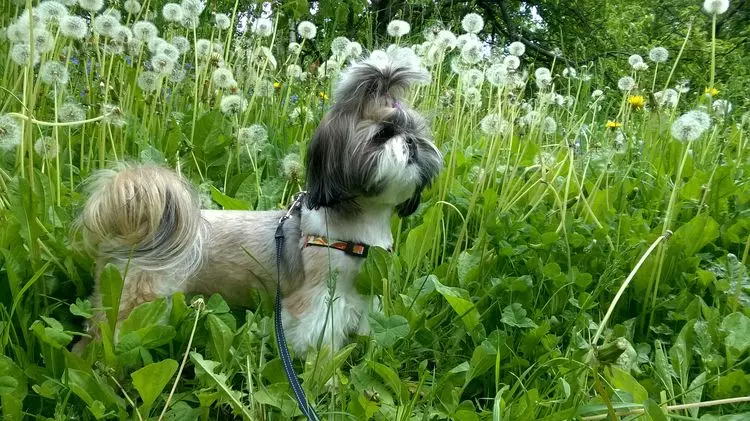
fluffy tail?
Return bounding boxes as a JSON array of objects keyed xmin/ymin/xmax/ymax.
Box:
[
  {"xmin": 78, "ymin": 164, "xmax": 204, "ymax": 275},
  {"xmin": 332, "ymin": 51, "xmax": 430, "ymax": 116}
]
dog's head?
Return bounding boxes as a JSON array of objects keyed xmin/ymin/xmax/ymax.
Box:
[{"xmin": 305, "ymin": 54, "xmax": 443, "ymax": 217}]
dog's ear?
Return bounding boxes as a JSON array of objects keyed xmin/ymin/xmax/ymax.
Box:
[
  {"xmin": 305, "ymin": 114, "xmax": 352, "ymax": 210},
  {"xmin": 396, "ymin": 187, "xmax": 423, "ymax": 217}
]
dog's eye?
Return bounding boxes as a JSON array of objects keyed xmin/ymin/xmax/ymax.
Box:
[{"xmin": 373, "ymin": 126, "xmax": 395, "ymax": 143}]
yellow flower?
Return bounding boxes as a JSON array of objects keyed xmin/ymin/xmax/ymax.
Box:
[
  {"xmin": 318, "ymin": 91, "xmax": 328, "ymax": 101},
  {"xmin": 273, "ymin": 81, "xmax": 281, "ymax": 89},
  {"xmin": 628, "ymin": 95, "xmax": 645, "ymax": 110},
  {"xmin": 704, "ymin": 87, "xmax": 719, "ymax": 96},
  {"xmin": 605, "ymin": 120, "xmax": 622, "ymax": 129}
]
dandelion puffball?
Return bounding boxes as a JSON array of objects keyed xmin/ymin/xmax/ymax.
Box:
[
  {"xmin": 703, "ymin": 0, "xmax": 730, "ymax": 14},
  {"xmin": 297, "ymin": 21, "xmax": 317, "ymax": 39},
  {"xmin": 671, "ymin": 111, "xmax": 711, "ymax": 141},
  {"xmin": 461, "ymin": 13, "xmax": 484, "ymax": 34},
  {"xmin": 649, "ymin": 47, "xmax": 669, "ymax": 63},
  {"xmin": 617, "ymin": 76, "xmax": 635, "ymax": 91},
  {"xmin": 387, "ymin": 19, "xmax": 411, "ymax": 37},
  {"xmin": 508, "ymin": 41, "xmax": 525, "ymax": 57}
]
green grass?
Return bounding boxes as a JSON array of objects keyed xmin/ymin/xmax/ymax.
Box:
[{"xmin": 1, "ymin": 1, "xmax": 749, "ymax": 420}]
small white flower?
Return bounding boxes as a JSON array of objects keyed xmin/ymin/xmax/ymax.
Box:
[
  {"xmin": 649, "ymin": 46, "xmax": 669, "ymax": 63},
  {"xmin": 461, "ymin": 68, "xmax": 484, "ymax": 87},
  {"xmin": 220, "ymin": 95, "xmax": 247, "ymax": 115},
  {"xmin": 59, "ymin": 102, "xmax": 86, "ymax": 123},
  {"xmin": 480, "ymin": 113, "xmax": 507, "ymax": 135},
  {"xmin": 617, "ymin": 76, "xmax": 635, "ymax": 91},
  {"xmin": 123, "ymin": 0, "xmax": 142, "ymax": 14},
  {"xmin": 252, "ymin": 18, "xmax": 273, "ymax": 37},
  {"xmin": 162, "ymin": 3, "xmax": 184, "ymax": 22},
  {"xmin": 60, "ymin": 15, "xmax": 88, "ymax": 40},
  {"xmin": 628, "ymin": 54, "xmax": 643, "ymax": 67},
  {"xmin": 712, "ymin": 99, "xmax": 732, "ymax": 117},
  {"xmin": 461, "ymin": 12, "xmax": 484, "ymax": 34},
  {"xmin": 34, "ymin": 136, "xmax": 58, "ymax": 159},
  {"xmin": 78, "ymin": 0, "xmax": 104, "ymax": 12},
  {"xmin": 133, "ymin": 21, "xmax": 159, "ymax": 42},
  {"xmin": 39, "ymin": 61, "xmax": 69, "ymax": 86},
  {"xmin": 671, "ymin": 110, "xmax": 711, "ymax": 141},
  {"xmin": 387, "ymin": 19, "xmax": 411, "ymax": 37},
  {"xmin": 137, "ymin": 70, "xmax": 161, "ymax": 92},
  {"xmin": 461, "ymin": 38, "xmax": 483, "ymax": 64},
  {"xmin": 703, "ymin": 0, "xmax": 730, "ymax": 14},
  {"xmin": 0, "ymin": 114, "xmax": 22, "ymax": 150},
  {"xmin": 503, "ymin": 55, "xmax": 520, "ymax": 70},
  {"xmin": 297, "ymin": 21, "xmax": 317, "ymax": 40},
  {"xmin": 508, "ymin": 41, "xmax": 525, "ymax": 56},
  {"xmin": 212, "ymin": 67, "xmax": 236, "ymax": 89},
  {"xmin": 214, "ymin": 13, "xmax": 231, "ymax": 30},
  {"xmin": 238, "ymin": 124, "xmax": 268, "ymax": 150},
  {"xmin": 282, "ymin": 153, "xmax": 303, "ymax": 181}
]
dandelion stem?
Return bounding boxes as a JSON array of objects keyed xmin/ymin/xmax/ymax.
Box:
[
  {"xmin": 6, "ymin": 113, "xmax": 106, "ymax": 127},
  {"xmin": 709, "ymin": 13, "xmax": 717, "ymax": 90},
  {"xmin": 663, "ymin": 20, "xmax": 692, "ymax": 91}
]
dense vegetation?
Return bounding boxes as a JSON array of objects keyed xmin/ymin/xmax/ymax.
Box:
[{"xmin": 0, "ymin": 0, "xmax": 748, "ymax": 420}]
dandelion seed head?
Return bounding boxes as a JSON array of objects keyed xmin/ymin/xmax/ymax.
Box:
[
  {"xmin": 649, "ymin": 46, "xmax": 669, "ymax": 63},
  {"xmin": 542, "ymin": 116, "xmax": 557, "ymax": 134},
  {"xmin": 422, "ymin": 21, "xmax": 445, "ymax": 42},
  {"xmin": 133, "ymin": 21, "xmax": 158, "ymax": 42},
  {"xmin": 151, "ymin": 53, "xmax": 175, "ymax": 75},
  {"xmin": 461, "ymin": 12, "xmax": 484, "ymax": 34},
  {"xmin": 103, "ymin": 7, "xmax": 122, "ymax": 21},
  {"xmin": 0, "ymin": 115, "xmax": 22, "ymax": 150},
  {"xmin": 157, "ymin": 43, "xmax": 180, "ymax": 61},
  {"xmin": 171, "ymin": 36, "xmax": 190, "ymax": 54},
  {"xmin": 676, "ymin": 79, "xmax": 690, "ymax": 93},
  {"xmin": 112, "ymin": 26, "xmax": 133, "ymax": 43},
  {"xmin": 535, "ymin": 72, "xmax": 552, "ymax": 89},
  {"xmin": 237, "ymin": 124, "xmax": 267, "ymax": 150},
  {"xmin": 93, "ymin": 15, "xmax": 119, "ymax": 37},
  {"xmin": 686, "ymin": 109, "xmax": 712, "ymax": 131},
  {"xmin": 37, "ymin": 1, "xmax": 69, "ymax": 25},
  {"xmin": 297, "ymin": 21, "xmax": 316, "ymax": 40},
  {"xmin": 330, "ymin": 36, "xmax": 351, "ymax": 57},
  {"xmin": 460, "ymin": 38, "xmax": 483, "ymax": 64},
  {"xmin": 137, "ymin": 70, "xmax": 160, "ymax": 92},
  {"xmin": 212, "ymin": 67, "xmax": 236, "ymax": 89},
  {"xmin": 508, "ymin": 41, "xmax": 525, "ymax": 56},
  {"xmin": 562, "ymin": 67, "xmax": 577, "ymax": 78},
  {"xmin": 5, "ymin": 23, "xmax": 28, "ymax": 44},
  {"xmin": 671, "ymin": 112, "xmax": 707, "ymax": 142},
  {"xmin": 712, "ymin": 99, "xmax": 732, "ymax": 117},
  {"xmin": 286, "ymin": 64, "xmax": 302, "ymax": 79},
  {"xmin": 123, "ymin": 0, "xmax": 142, "ymax": 14},
  {"xmin": 461, "ymin": 68, "xmax": 484, "ymax": 87},
  {"xmin": 58, "ymin": 102, "xmax": 86, "ymax": 123},
  {"xmin": 60, "ymin": 15, "xmax": 88, "ymax": 39},
  {"xmin": 485, "ymin": 63, "xmax": 509, "ymax": 87},
  {"xmin": 214, "ymin": 13, "xmax": 231, "ymax": 30},
  {"xmin": 33, "ymin": 29, "xmax": 55, "ymax": 53},
  {"xmin": 195, "ymin": 38, "xmax": 212, "ymax": 57},
  {"xmin": 34, "ymin": 136, "xmax": 58, "ymax": 159},
  {"xmin": 147, "ymin": 36, "xmax": 168, "ymax": 54},
  {"xmin": 480, "ymin": 113, "xmax": 508, "ymax": 135},
  {"xmin": 347, "ymin": 41, "xmax": 363, "ymax": 58},
  {"xmin": 456, "ymin": 32, "xmax": 478, "ymax": 49},
  {"xmin": 591, "ymin": 89, "xmax": 604, "ymax": 99},
  {"xmin": 463, "ymin": 87, "xmax": 482, "ymax": 106},
  {"xmin": 317, "ymin": 58, "xmax": 341, "ymax": 79},
  {"xmin": 102, "ymin": 104, "xmax": 127, "ymax": 126},
  {"xmin": 282, "ymin": 153, "xmax": 303, "ymax": 181},
  {"xmin": 387, "ymin": 19, "xmax": 411, "ymax": 37},
  {"xmin": 39, "ymin": 61, "xmax": 69, "ymax": 86},
  {"xmin": 162, "ymin": 3, "xmax": 184, "ymax": 22},
  {"xmin": 10, "ymin": 43, "xmax": 40, "ymax": 66},
  {"xmin": 181, "ymin": 16, "xmax": 200, "ymax": 29},
  {"xmin": 220, "ymin": 95, "xmax": 247, "ymax": 115},
  {"xmin": 654, "ymin": 88, "xmax": 679, "ymax": 108},
  {"xmin": 617, "ymin": 76, "xmax": 635, "ymax": 91},
  {"xmin": 288, "ymin": 42, "xmax": 301, "ymax": 55},
  {"xmin": 503, "ymin": 55, "xmax": 520, "ymax": 70},
  {"xmin": 180, "ymin": 0, "xmax": 205, "ymax": 18},
  {"xmin": 78, "ymin": 0, "xmax": 104, "ymax": 12},
  {"xmin": 703, "ymin": 0, "xmax": 730, "ymax": 14},
  {"xmin": 633, "ymin": 62, "xmax": 649, "ymax": 71},
  {"xmin": 628, "ymin": 54, "xmax": 643, "ymax": 67},
  {"xmin": 252, "ymin": 17, "xmax": 273, "ymax": 37},
  {"xmin": 169, "ymin": 67, "xmax": 186, "ymax": 83}
]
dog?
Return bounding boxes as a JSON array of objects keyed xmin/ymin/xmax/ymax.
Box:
[{"xmin": 75, "ymin": 54, "xmax": 443, "ymax": 355}]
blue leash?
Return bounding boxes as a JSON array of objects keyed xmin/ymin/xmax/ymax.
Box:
[{"xmin": 274, "ymin": 192, "xmax": 321, "ymax": 421}]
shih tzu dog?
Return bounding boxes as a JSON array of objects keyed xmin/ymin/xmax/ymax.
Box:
[{"xmin": 76, "ymin": 54, "xmax": 443, "ymax": 355}]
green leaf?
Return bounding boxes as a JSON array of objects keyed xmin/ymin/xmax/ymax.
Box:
[
  {"xmin": 500, "ymin": 303, "xmax": 538, "ymax": 328},
  {"xmin": 368, "ymin": 313, "xmax": 410, "ymax": 348},
  {"xmin": 131, "ymin": 359, "xmax": 178, "ymax": 412},
  {"xmin": 355, "ymin": 247, "xmax": 392, "ymax": 295},
  {"xmin": 30, "ymin": 317, "xmax": 73, "ymax": 349},
  {"xmin": 653, "ymin": 340, "xmax": 674, "ymax": 397},
  {"xmin": 120, "ymin": 298, "xmax": 169, "ymax": 337},
  {"xmin": 0, "ymin": 355, "xmax": 26, "ymax": 421},
  {"xmin": 189, "ymin": 352, "xmax": 252, "ymax": 419},
  {"xmin": 644, "ymin": 398, "xmax": 667, "ymax": 421},
  {"xmin": 207, "ymin": 314, "xmax": 233, "ymax": 364},
  {"xmin": 70, "ymin": 298, "xmax": 93, "ymax": 318},
  {"xmin": 685, "ymin": 372, "xmax": 707, "ymax": 418},
  {"xmin": 432, "ymin": 277, "xmax": 480, "ymax": 331},
  {"xmin": 722, "ymin": 312, "xmax": 750, "ymax": 356},
  {"xmin": 670, "ymin": 214, "xmax": 720, "ymax": 258},
  {"xmin": 606, "ymin": 366, "xmax": 647, "ymax": 404},
  {"xmin": 99, "ymin": 263, "xmax": 124, "ymax": 334},
  {"xmin": 210, "ymin": 186, "xmax": 250, "ymax": 210}
]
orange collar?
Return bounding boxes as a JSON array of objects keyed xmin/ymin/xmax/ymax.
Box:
[{"xmin": 303, "ymin": 235, "xmax": 370, "ymax": 257}]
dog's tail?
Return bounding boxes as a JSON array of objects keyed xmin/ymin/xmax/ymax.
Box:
[
  {"xmin": 332, "ymin": 51, "xmax": 430, "ymax": 115},
  {"xmin": 78, "ymin": 163, "xmax": 204, "ymax": 275}
]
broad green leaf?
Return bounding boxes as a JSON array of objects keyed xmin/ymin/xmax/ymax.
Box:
[
  {"xmin": 457, "ymin": 250, "xmax": 480, "ymax": 285},
  {"xmin": 500, "ymin": 303, "xmax": 537, "ymax": 328},
  {"xmin": 0, "ymin": 355, "xmax": 26, "ymax": 421},
  {"xmin": 70, "ymin": 298, "xmax": 93, "ymax": 318},
  {"xmin": 207, "ymin": 314, "xmax": 233, "ymax": 364},
  {"xmin": 355, "ymin": 247, "xmax": 392, "ymax": 295},
  {"xmin": 368, "ymin": 360, "xmax": 406, "ymax": 402},
  {"xmin": 120, "ymin": 298, "xmax": 169, "ymax": 337},
  {"xmin": 432, "ymin": 277, "xmax": 480, "ymax": 331},
  {"xmin": 131, "ymin": 359, "xmax": 178, "ymax": 412},
  {"xmin": 685, "ymin": 371, "xmax": 707, "ymax": 418},
  {"xmin": 653, "ymin": 340, "xmax": 674, "ymax": 397},
  {"xmin": 189, "ymin": 352, "xmax": 252, "ymax": 419},
  {"xmin": 368, "ymin": 313, "xmax": 410, "ymax": 348},
  {"xmin": 670, "ymin": 214, "xmax": 719, "ymax": 258},
  {"xmin": 99, "ymin": 263, "xmax": 124, "ymax": 334},
  {"xmin": 644, "ymin": 398, "xmax": 667, "ymax": 421},
  {"xmin": 30, "ymin": 318, "xmax": 73, "ymax": 349},
  {"xmin": 721, "ymin": 312, "xmax": 750, "ymax": 356},
  {"xmin": 210, "ymin": 186, "xmax": 250, "ymax": 210},
  {"xmin": 606, "ymin": 366, "xmax": 647, "ymax": 404}
]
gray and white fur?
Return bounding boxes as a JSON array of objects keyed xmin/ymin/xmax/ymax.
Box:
[{"xmin": 74, "ymin": 55, "xmax": 443, "ymax": 355}]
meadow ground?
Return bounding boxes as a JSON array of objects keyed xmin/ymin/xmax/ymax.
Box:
[{"xmin": 0, "ymin": 0, "xmax": 749, "ymax": 420}]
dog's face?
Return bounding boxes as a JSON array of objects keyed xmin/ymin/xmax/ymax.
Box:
[{"xmin": 305, "ymin": 60, "xmax": 443, "ymax": 217}]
